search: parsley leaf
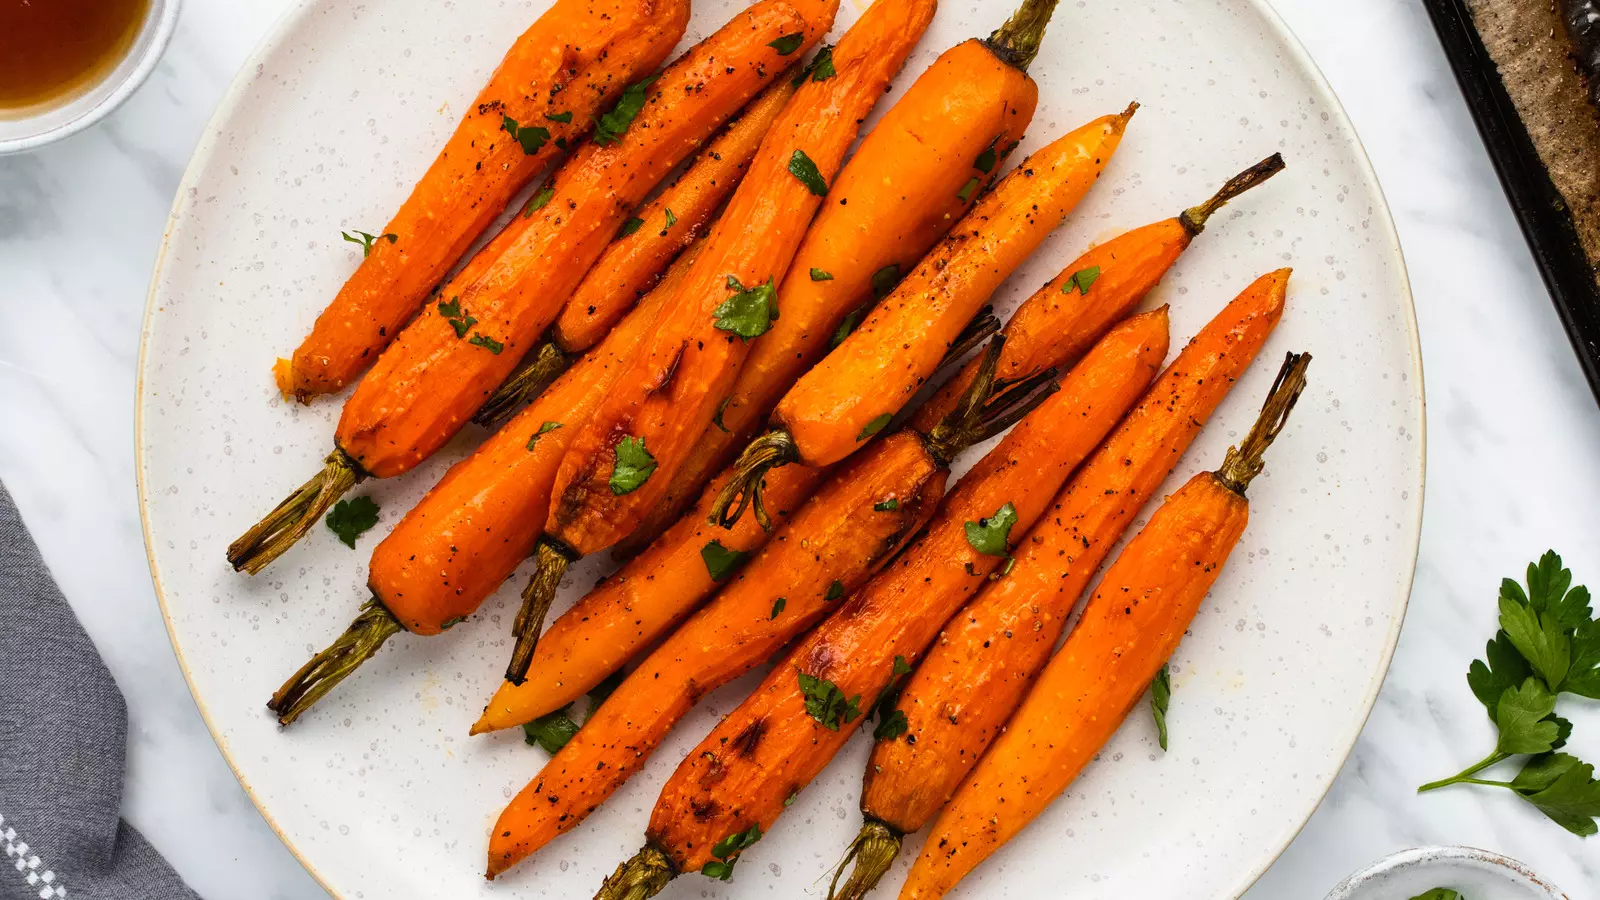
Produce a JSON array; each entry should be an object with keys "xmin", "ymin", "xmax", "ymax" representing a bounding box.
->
[
  {"xmin": 325, "ymin": 496, "xmax": 380, "ymax": 548},
  {"xmin": 768, "ymin": 32, "xmax": 805, "ymax": 55},
  {"xmin": 701, "ymin": 861, "xmax": 733, "ymax": 880},
  {"xmin": 798, "ymin": 671, "xmax": 861, "ymax": 731},
  {"xmin": 804, "ymin": 44, "xmax": 836, "ymax": 82},
  {"xmin": 586, "ymin": 670, "xmax": 626, "ymax": 718},
  {"xmin": 618, "ymin": 216, "xmax": 645, "ymax": 238},
  {"xmin": 856, "ymin": 413, "xmax": 891, "ymax": 442},
  {"xmin": 788, "ymin": 149, "xmax": 829, "ymax": 196},
  {"xmin": 869, "ymin": 655, "xmax": 913, "ymax": 741},
  {"xmin": 525, "ymin": 420, "xmax": 562, "ymax": 451},
  {"xmin": 1565, "ymin": 619, "xmax": 1600, "ymax": 699},
  {"xmin": 664, "ymin": 207, "xmax": 678, "ymax": 228},
  {"xmin": 874, "ymin": 709, "xmax": 909, "ymax": 741},
  {"xmin": 830, "ymin": 305, "xmax": 866, "ymax": 349},
  {"xmin": 1407, "ymin": 891, "xmax": 1462, "ymax": 900},
  {"xmin": 468, "ymin": 333, "xmax": 504, "ymax": 354},
  {"xmin": 874, "ymin": 498, "xmax": 899, "ymax": 512},
  {"xmin": 545, "ymin": 110, "xmax": 574, "ymax": 123},
  {"xmin": 1511, "ymin": 753, "xmax": 1600, "ymax": 836},
  {"xmin": 713, "ymin": 275, "xmax": 779, "ymax": 339},
  {"xmin": 974, "ymin": 137, "xmax": 1001, "ymax": 174},
  {"xmin": 1468, "ymin": 631, "xmax": 1531, "ymax": 716},
  {"xmin": 1063, "ymin": 266, "xmax": 1103, "ymax": 295},
  {"xmin": 1494, "ymin": 678, "xmax": 1561, "ymax": 756},
  {"xmin": 593, "ymin": 75, "xmax": 657, "ymax": 145},
  {"xmin": 1152, "ymin": 664, "xmax": 1172, "ymax": 752},
  {"xmin": 522, "ymin": 707, "xmax": 580, "ymax": 753},
  {"xmin": 825, "ymin": 580, "xmax": 844, "ymax": 602},
  {"xmin": 711, "ymin": 823, "xmax": 762, "ymax": 859},
  {"xmin": 771, "ymin": 597, "xmax": 787, "ymax": 620},
  {"xmin": 964, "ymin": 502, "xmax": 1018, "ymax": 557},
  {"xmin": 342, "ymin": 230, "xmax": 396, "ymax": 257},
  {"xmin": 523, "ymin": 186, "xmax": 555, "ymax": 217},
  {"xmin": 501, "ymin": 115, "xmax": 551, "ymax": 155},
  {"xmin": 701, "ymin": 540, "xmax": 748, "ymax": 582},
  {"xmin": 810, "ymin": 267, "xmax": 834, "ymax": 281},
  {"xmin": 1500, "ymin": 591, "xmax": 1571, "ymax": 689},
  {"xmin": 437, "ymin": 297, "xmax": 476, "ymax": 338},
  {"xmin": 957, "ymin": 177, "xmax": 981, "ymax": 203},
  {"xmin": 609, "ymin": 435, "xmax": 657, "ymax": 495},
  {"xmin": 870, "ymin": 264, "xmax": 900, "ymax": 299}
]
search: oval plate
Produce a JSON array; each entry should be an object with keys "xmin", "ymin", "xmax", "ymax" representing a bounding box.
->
[{"xmin": 137, "ymin": 0, "xmax": 1425, "ymax": 896}]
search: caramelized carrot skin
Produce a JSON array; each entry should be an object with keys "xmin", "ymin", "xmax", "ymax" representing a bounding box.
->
[
  {"xmin": 551, "ymin": 79, "xmax": 799, "ymax": 354},
  {"xmin": 547, "ymin": 0, "xmax": 935, "ymax": 557},
  {"xmin": 774, "ymin": 112, "xmax": 1132, "ymax": 468},
  {"xmin": 866, "ymin": 272, "xmax": 1287, "ymax": 832},
  {"xmin": 484, "ymin": 431, "xmax": 945, "ymax": 875},
  {"xmin": 279, "ymin": 0, "xmax": 690, "ymax": 399},
  {"xmin": 645, "ymin": 314, "xmax": 1168, "ymax": 873},
  {"xmin": 910, "ymin": 216, "xmax": 1191, "ymax": 433},
  {"xmin": 900, "ymin": 472, "xmax": 1249, "ymax": 900},
  {"xmin": 479, "ymin": 462, "xmax": 830, "ymax": 725},
  {"xmin": 366, "ymin": 254, "xmax": 696, "ymax": 634},
  {"xmin": 334, "ymin": 3, "xmax": 820, "ymax": 479},
  {"xmin": 626, "ymin": 37, "xmax": 1039, "ymax": 549}
]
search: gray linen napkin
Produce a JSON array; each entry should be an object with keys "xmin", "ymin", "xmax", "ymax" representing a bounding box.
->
[{"xmin": 0, "ymin": 483, "xmax": 200, "ymax": 900}]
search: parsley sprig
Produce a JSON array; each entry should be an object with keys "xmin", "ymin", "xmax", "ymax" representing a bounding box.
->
[
  {"xmin": 341, "ymin": 229, "xmax": 396, "ymax": 257},
  {"xmin": 1418, "ymin": 551, "xmax": 1600, "ymax": 837}
]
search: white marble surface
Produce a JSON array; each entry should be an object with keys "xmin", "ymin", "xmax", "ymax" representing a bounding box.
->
[{"xmin": 0, "ymin": 0, "xmax": 1596, "ymax": 898}]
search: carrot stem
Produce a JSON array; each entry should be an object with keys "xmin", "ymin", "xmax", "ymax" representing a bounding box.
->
[
  {"xmin": 472, "ymin": 342, "xmax": 572, "ymax": 428},
  {"xmin": 506, "ymin": 539, "xmax": 574, "ymax": 685},
  {"xmin": 709, "ymin": 429, "xmax": 800, "ymax": 531},
  {"xmin": 983, "ymin": 0, "xmax": 1061, "ymax": 70},
  {"xmin": 925, "ymin": 336, "xmax": 1058, "ymax": 464},
  {"xmin": 267, "ymin": 598, "xmax": 403, "ymax": 725},
  {"xmin": 593, "ymin": 845, "xmax": 674, "ymax": 900},
  {"xmin": 1214, "ymin": 352, "xmax": 1310, "ymax": 495},
  {"xmin": 227, "ymin": 450, "xmax": 363, "ymax": 574},
  {"xmin": 828, "ymin": 819, "xmax": 902, "ymax": 900},
  {"xmin": 1179, "ymin": 153, "xmax": 1287, "ymax": 236},
  {"xmin": 939, "ymin": 306, "xmax": 1002, "ymax": 368}
]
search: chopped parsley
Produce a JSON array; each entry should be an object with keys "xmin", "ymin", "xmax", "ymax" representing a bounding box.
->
[
  {"xmin": 592, "ymin": 75, "xmax": 658, "ymax": 145},
  {"xmin": 438, "ymin": 296, "xmax": 478, "ymax": 338},
  {"xmin": 825, "ymin": 580, "xmax": 844, "ymax": 602},
  {"xmin": 874, "ymin": 498, "xmax": 900, "ymax": 512},
  {"xmin": 809, "ymin": 267, "xmax": 834, "ymax": 281},
  {"xmin": 771, "ymin": 597, "xmax": 787, "ymax": 620},
  {"xmin": 664, "ymin": 207, "xmax": 678, "ymax": 228},
  {"xmin": 1063, "ymin": 265, "xmax": 1102, "ymax": 295},
  {"xmin": 501, "ymin": 115, "xmax": 551, "ymax": 155},
  {"xmin": 525, "ymin": 421, "xmax": 562, "ymax": 451},
  {"xmin": 609, "ymin": 435, "xmax": 657, "ymax": 495},
  {"xmin": 468, "ymin": 333, "xmax": 504, "ymax": 354},
  {"xmin": 341, "ymin": 230, "xmax": 396, "ymax": 257},
  {"xmin": 957, "ymin": 176, "xmax": 981, "ymax": 203},
  {"xmin": 793, "ymin": 44, "xmax": 836, "ymax": 85},
  {"xmin": 856, "ymin": 413, "xmax": 891, "ymax": 442},
  {"xmin": 788, "ymin": 149, "xmax": 829, "ymax": 196},
  {"xmin": 870, "ymin": 264, "xmax": 900, "ymax": 299},
  {"xmin": 964, "ymin": 502, "xmax": 1018, "ymax": 556},
  {"xmin": 523, "ymin": 186, "xmax": 555, "ymax": 217},
  {"xmin": 768, "ymin": 33, "xmax": 805, "ymax": 55},
  {"xmin": 325, "ymin": 496, "xmax": 380, "ymax": 548},
  {"xmin": 1152, "ymin": 664, "xmax": 1171, "ymax": 751},
  {"xmin": 701, "ymin": 540, "xmax": 748, "ymax": 582},
  {"xmin": 798, "ymin": 671, "xmax": 861, "ymax": 731},
  {"xmin": 713, "ymin": 275, "xmax": 779, "ymax": 339},
  {"xmin": 544, "ymin": 110, "xmax": 574, "ymax": 124},
  {"xmin": 830, "ymin": 305, "xmax": 866, "ymax": 349},
  {"xmin": 618, "ymin": 216, "xmax": 645, "ymax": 238}
]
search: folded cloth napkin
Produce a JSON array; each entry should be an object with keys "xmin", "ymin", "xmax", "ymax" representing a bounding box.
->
[{"xmin": 0, "ymin": 483, "xmax": 199, "ymax": 900}]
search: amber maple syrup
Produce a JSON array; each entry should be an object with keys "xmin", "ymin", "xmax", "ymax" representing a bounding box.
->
[{"xmin": 0, "ymin": 0, "xmax": 152, "ymax": 117}]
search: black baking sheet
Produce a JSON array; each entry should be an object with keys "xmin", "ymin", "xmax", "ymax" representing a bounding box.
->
[{"xmin": 1422, "ymin": 0, "xmax": 1600, "ymax": 404}]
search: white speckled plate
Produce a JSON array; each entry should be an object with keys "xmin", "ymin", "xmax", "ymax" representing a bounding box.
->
[{"xmin": 136, "ymin": 0, "xmax": 1424, "ymax": 897}]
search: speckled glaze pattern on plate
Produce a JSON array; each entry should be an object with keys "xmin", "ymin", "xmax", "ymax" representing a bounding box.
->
[{"xmin": 136, "ymin": 0, "xmax": 1425, "ymax": 897}]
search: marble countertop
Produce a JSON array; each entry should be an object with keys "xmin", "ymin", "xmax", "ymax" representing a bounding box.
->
[{"xmin": 2, "ymin": 0, "xmax": 1598, "ymax": 897}]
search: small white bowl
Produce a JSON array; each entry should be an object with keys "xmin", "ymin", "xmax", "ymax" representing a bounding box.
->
[
  {"xmin": 0, "ymin": 0, "xmax": 182, "ymax": 155},
  {"xmin": 1325, "ymin": 846, "xmax": 1568, "ymax": 900}
]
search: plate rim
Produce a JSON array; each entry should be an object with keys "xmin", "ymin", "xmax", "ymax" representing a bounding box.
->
[{"xmin": 133, "ymin": 0, "xmax": 1428, "ymax": 896}]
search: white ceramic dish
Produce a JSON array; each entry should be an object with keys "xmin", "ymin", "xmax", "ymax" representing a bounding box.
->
[
  {"xmin": 136, "ymin": 0, "xmax": 1425, "ymax": 897},
  {"xmin": 1325, "ymin": 846, "xmax": 1569, "ymax": 900},
  {"xmin": 0, "ymin": 0, "xmax": 183, "ymax": 155}
]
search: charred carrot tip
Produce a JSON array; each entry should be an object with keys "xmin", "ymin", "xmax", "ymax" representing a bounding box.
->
[
  {"xmin": 267, "ymin": 597, "xmax": 403, "ymax": 725},
  {"xmin": 1215, "ymin": 351, "xmax": 1311, "ymax": 495},
  {"xmin": 227, "ymin": 449, "xmax": 363, "ymax": 574}
]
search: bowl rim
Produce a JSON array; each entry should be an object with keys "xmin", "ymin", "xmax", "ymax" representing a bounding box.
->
[
  {"xmin": 1323, "ymin": 845, "xmax": 1570, "ymax": 900},
  {"xmin": 0, "ymin": 0, "xmax": 184, "ymax": 155}
]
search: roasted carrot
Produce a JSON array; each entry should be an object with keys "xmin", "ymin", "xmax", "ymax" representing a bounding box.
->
[
  {"xmin": 590, "ymin": 311, "xmax": 1169, "ymax": 899},
  {"xmin": 899, "ymin": 351, "xmax": 1311, "ymax": 900},
  {"xmin": 481, "ymin": 338, "xmax": 1062, "ymax": 879},
  {"xmin": 710, "ymin": 103, "xmax": 1137, "ymax": 529},
  {"xmin": 622, "ymin": 6, "xmax": 1061, "ymax": 550},
  {"xmin": 262, "ymin": 247, "xmax": 700, "ymax": 725},
  {"xmin": 507, "ymin": 0, "xmax": 940, "ymax": 683},
  {"xmin": 830, "ymin": 266, "xmax": 1292, "ymax": 900},
  {"xmin": 275, "ymin": 0, "xmax": 690, "ymax": 400},
  {"xmin": 228, "ymin": 0, "xmax": 837, "ymax": 574},
  {"xmin": 474, "ymin": 76, "xmax": 802, "ymax": 428}
]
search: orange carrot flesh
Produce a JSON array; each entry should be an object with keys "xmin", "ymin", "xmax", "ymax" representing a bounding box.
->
[
  {"xmin": 276, "ymin": 0, "xmax": 689, "ymax": 400},
  {"xmin": 551, "ymin": 77, "xmax": 799, "ymax": 355},
  {"xmin": 365, "ymin": 257, "xmax": 695, "ymax": 635},
  {"xmin": 633, "ymin": 312, "xmax": 1168, "ymax": 879},
  {"xmin": 484, "ymin": 430, "xmax": 947, "ymax": 876},
  {"xmin": 772, "ymin": 110, "xmax": 1133, "ymax": 470},
  {"xmin": 545, "ymin": 0, "xmax": 937, "ymax": 558},
  {"xmin": 900, "ymin": 350, "xmax": 1310, "ymax": 900},
  {"xmin": 862, "ymin": 268, "xmax": 1289, "ymax": 838},
  {"xmin": 622, "ymin": 35, "xmax": 1039, "ymax": 550},
  {"xmin": 335, "ymin": 1, "xmax": 829, "ymax": 481},
  {"xmin": 475, "ymin": 461, "xmax": 830, "ymax": 727}
]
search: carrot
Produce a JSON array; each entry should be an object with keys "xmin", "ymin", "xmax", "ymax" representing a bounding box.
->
[
  {"xmin": 481, "ymin": 338, "xmax": 1060, "ymax": 879},
  {"xmin": 507, "ymin": 0, "xmax": 941, "ymax": 683},
  {"xmin": 899, "ymin": 350, "xmax": 1311, "ymax": 900},
  {"xmin": 275, "ymin": 0, "xmax": 690, "ymax": 401},
  {"xmin": 621, "ymin": 11, "xmax": 1058, "ymax": 551},
  {"xmin": 228, "ymin": 0, "xmax": 837, "ymax": 575},
  {"xmin": 262, "ymin": 246, "xmax": 700, "ymax": 725},
  {"xmin": 474, "ymin": 76, "xmax": 801, "ymax": 428},
  {"xmin": 590, "ymin": 310, "xmax": 1170, "ymax": 899},
  {"xmin": 709, "ymin": 103, "xmax": 1137, "ymax": 529},
  {"xmin": 830, "ymin": 266, "xmax": 1293, "ymax": 900}
]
